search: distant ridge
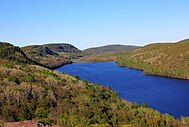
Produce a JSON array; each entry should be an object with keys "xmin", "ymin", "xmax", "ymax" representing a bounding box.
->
[{"xmin": 83, "ymin": 44, "xmax": 139, "ymax": 53}]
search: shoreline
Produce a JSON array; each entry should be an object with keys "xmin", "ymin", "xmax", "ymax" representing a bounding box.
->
[{"xmin": 56, "ymin": 60, "xmax": 189, "ymax": 81}]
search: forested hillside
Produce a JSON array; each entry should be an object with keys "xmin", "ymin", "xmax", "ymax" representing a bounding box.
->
[
  {"xmin": 1, "ymin": 42, "xmax": 189, "ymax": 126},
  {"xmin": 22, "ymin": 43, "xmax": 81, "ymax": 69},
  {"xmin": 0, "ymin": 42, "xmax": 37, "ymax": 65},
  {"xmin": 83, "ymin": 45, "xmax": 139, "ymax": 53},
  {"xmin": 73, "ymin": 51, "xmax": 126, "ymax": 62},
  {"xmin": 74, "ymin": 45, "xmax": 139, "ymax": 62},
  {"xmin": 118, "ymin": 39, "xmax": 189, "ymax": 79},
  {"xmin": 0, "ymin": 60, "xmax": 189, "ymax": 127}
]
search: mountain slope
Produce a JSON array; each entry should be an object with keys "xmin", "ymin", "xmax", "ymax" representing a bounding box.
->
[
  {"xmin": 0, "ymin": 59, "xmax": 188, "ymax": 127},
  {"xmin": 0, "ymin": 42, "xmax": 39, "ymax": 65},
  {"xmin": 118, "ymin": 39, "xmax": 189, "ymax": 79},
  {"xmin": 44, "ymin": 43, "xmax": 80, "ymax": 53},
  {"xmin": 83, "ymin": 44, "xmax": 139, "ymax": 53},
  {"xmin": 74, "ymin": 45, "xmax": 139, "ymax": 62},
  {"xmin": 22, "ymin": 43, "xmax": 81, "ymax": 69}
]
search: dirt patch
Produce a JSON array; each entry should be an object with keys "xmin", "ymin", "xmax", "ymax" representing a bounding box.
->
[{"xmin": 3, "ymin": 120, "xmax": 61, "ymax": 127}]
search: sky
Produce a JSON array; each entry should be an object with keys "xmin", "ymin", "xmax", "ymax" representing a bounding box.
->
[{"xmin": 0, "ymin": 0, "xmax": 189, "ymax": 50}]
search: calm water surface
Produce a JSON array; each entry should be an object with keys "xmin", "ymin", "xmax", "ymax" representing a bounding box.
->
[{"xmin": 56, "ymin": 62, "xmax": 189, "ymax": 118}]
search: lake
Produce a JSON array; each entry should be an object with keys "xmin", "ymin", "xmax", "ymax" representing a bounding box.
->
[{"xmin": 56, "ymin": 62, "xmax": 189, "ymax": 118}]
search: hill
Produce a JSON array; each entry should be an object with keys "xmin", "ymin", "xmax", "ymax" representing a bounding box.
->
[
  {"xmin": 117, "ymin": 39, "xmax": 189, "ymax": 79},
  {"xmin": 74, "ymin": 45, "xmax": 139, "ymax": 62},
  {"xmin": 83, "ymin": 44, "xmax": 139, "ymax": 53},
  {"xmin": 21, "ymin": 43, "xmax": 81, "ymax": 69},
  {"xmin": 44, "ymin": 43, "xmax": 80, "ymax": 53},
  {"xmin": 0, "ymin": 42, "xmax": 188, "ymax": 126},
  {"xmin": 73, "ymin": 51, "xmax": 127, "ymax": 62},
  {"xmin": 0, "ymin": 42, "xmax": 39, "ymax": 65}
]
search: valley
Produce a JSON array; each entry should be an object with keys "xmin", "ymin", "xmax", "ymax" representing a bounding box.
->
[{"xmin": 0, "ymin": 40, "xmax": 189, "ymax": 127}]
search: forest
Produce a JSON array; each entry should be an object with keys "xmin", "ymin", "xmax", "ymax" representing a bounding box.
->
[
  {"xmin": 117, "ymin": 39, "xmax": 189, "ymax": 80},
  {"xmin": 0, "ymin": 42, "xmax": 189, "ymax": 127}
]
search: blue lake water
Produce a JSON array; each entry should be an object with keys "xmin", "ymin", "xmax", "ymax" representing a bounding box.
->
[{"xmin": 56, "ymin": 62, "xmax": 189, "ymax": 118}]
